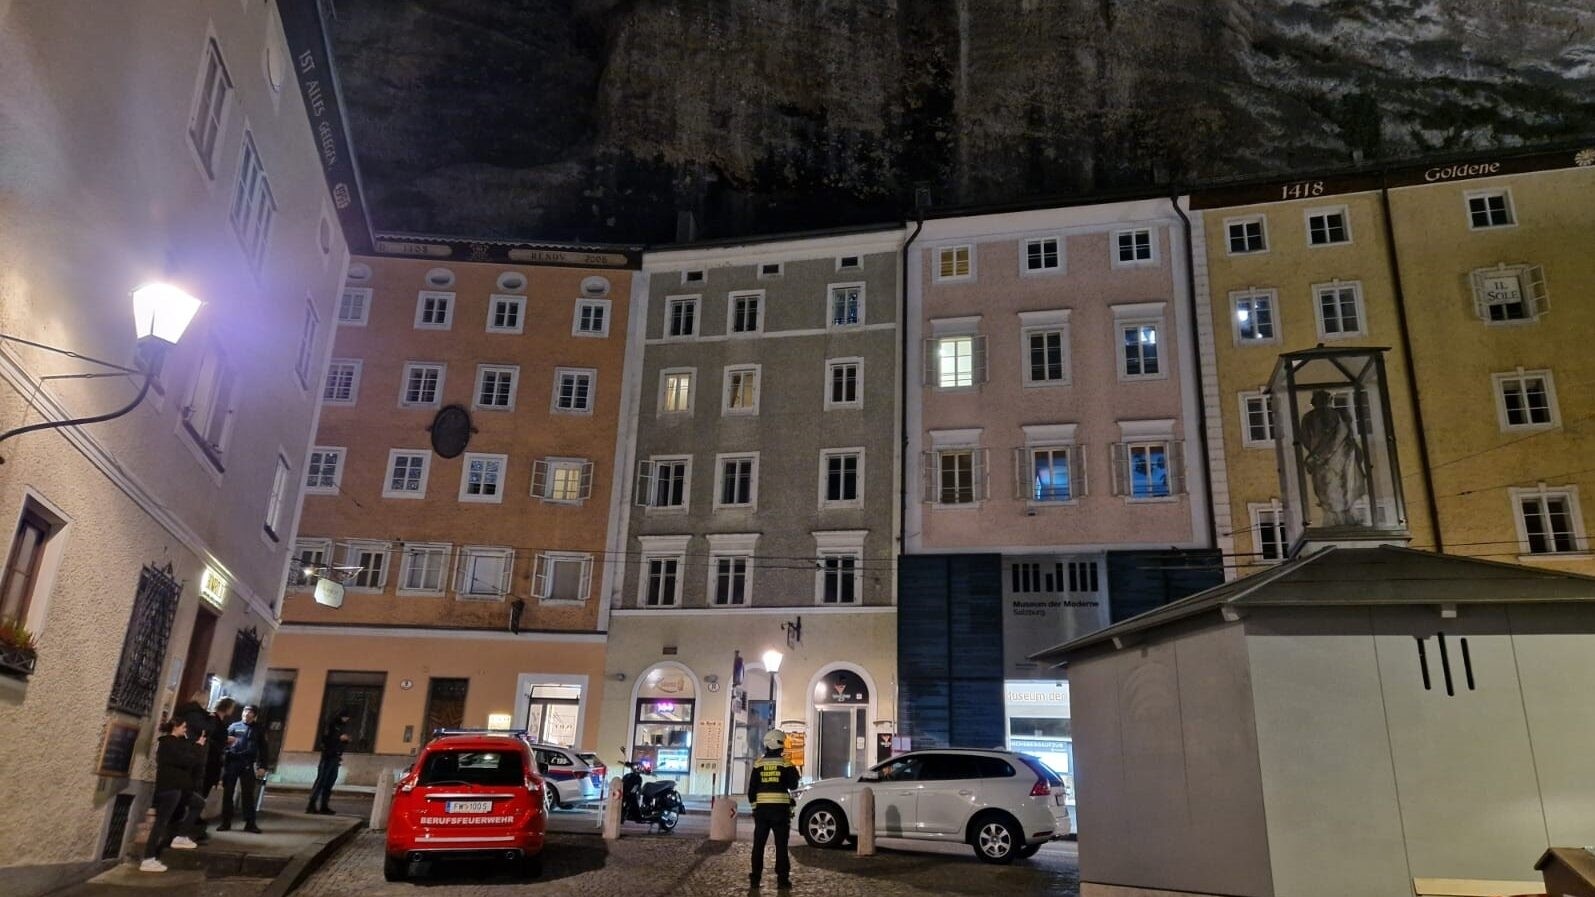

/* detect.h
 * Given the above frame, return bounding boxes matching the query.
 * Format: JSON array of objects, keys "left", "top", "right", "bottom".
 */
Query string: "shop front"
[{"left": 1004, "top": 679, "right": 1074, "bottom": 828}]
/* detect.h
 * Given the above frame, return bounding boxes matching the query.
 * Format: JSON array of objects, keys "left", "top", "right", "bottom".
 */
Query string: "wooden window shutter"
[
  {"left": 634, "top": 460, "right": 654, "bottom": 507},
  {"left": 1013, "top": 447, "right": 1029, "bottom": 500},
  {"left": 973, "top": 335, "right": 989, "bottom": 384},
  {"left": 1169, "top": 441, "right": 1187, "bottom": 495},
  {"left": 1073, "top": 444, "right": 1089, "bottom": 497},
  {"left": 922, "top": 339, "right": 938, "bottom": 386},
  {"left": 1526, "top": 264, "right": 1549, "bottom": 315},
  {"left": 1469, "top": 268, "right": 1491, "bottom": 320},
  {"left": 1110, "top": 442, "right": 1128, "bottom": 496},
  {"left": 578, "top": 557, "right": 593, "bottom": 602},
  {"left": 973, "top": 448, "right": 989, "bottom": 500},
  {"left": 531, "top": 459, "right": 548, "bottom": 499},
  {"left": 921, "top": 451, "right": 938, "bottom": 502},
  {"left": 580, "top": 460, "right": 595, "bottom": 500},
  {"left": 532, "top": 553, "right": 549, "bottom": 599}
]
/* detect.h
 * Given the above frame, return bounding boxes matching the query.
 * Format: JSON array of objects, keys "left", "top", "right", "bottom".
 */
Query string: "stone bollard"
[
  {"left": 369, "top": 768, "right": 396, "bottom": 830},
  {"left": 709, "top": 796, "right": 738, "bottom": 841},
  {"left": 602, "top": 777, "right": 623, "bottom": 840},
  {"left": 855, "top": 786, "right": 876, "bottom": 856}
]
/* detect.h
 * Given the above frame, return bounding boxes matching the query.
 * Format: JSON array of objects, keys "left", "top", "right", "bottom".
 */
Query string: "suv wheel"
[
  {"left": 545, "top": 783, "right": 559, "bottom": 813},
  {"left": 799, "top": 803, "right": 849, "bottom": 849},
  {"left": 970, "top": 813, "right": 1022, "bottom": 864}
]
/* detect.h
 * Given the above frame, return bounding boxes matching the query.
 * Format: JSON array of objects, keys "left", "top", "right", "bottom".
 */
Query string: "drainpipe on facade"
[
  {"left": 1378, "top": 181, "right": 1445, "bottom": 552},
  {"left": 1169, "top": 194, "right": 1219, "bottom": 554},
  {"left": 899, "top": 211, "right": 925, "bottom": 559}
]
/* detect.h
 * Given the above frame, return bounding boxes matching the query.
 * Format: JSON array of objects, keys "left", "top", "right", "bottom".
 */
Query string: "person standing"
[
  {"left": 746, "top": 728, "right": 800, "bottom": 889},
  {"left": 219, "top": 705, "right": 265, "bottom": 832},
  {"left": 141, "top": 718, "right": 203, "bottom": 873},
  {"left": 306, "top": 708, "right": 352, "bottom": 815},
  {"left": 199, "top": 698, "right": 237, "bottom": 823}
]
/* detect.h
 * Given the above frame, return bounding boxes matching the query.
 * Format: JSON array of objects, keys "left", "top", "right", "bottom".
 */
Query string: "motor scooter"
[{"left": 620, "top": 760, "right": 683, "bottom": 832}]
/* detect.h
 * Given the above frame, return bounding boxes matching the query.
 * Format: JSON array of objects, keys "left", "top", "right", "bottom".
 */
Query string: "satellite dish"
[{"left": 314, "top": 578, "right": 345, "bottom": 609}]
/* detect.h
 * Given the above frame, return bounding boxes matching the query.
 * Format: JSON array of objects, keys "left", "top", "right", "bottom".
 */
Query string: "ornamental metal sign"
[{"left": 429, "top": 405, "right": 472, "bottom": 458}]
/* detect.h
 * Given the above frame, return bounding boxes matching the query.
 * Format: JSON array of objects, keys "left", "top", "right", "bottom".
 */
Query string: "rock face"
[{"left": 329, "top": 0, "right": 1595, "bottom": 242}]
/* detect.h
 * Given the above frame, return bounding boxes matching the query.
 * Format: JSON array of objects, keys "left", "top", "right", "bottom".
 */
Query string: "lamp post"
[
  {"left": 762, "top": 648, "right": 783, "bottom": 710},
  {"left": 0, "top": 283, "right": 201, "bottom": 454}
]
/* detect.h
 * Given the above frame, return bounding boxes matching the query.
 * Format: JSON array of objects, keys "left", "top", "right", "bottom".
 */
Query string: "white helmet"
[{"left": 763, "top": 728, "right": 787, "bottom": 751}]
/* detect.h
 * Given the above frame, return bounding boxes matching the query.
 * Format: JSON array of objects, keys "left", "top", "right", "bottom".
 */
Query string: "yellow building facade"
[{"left": 1194, "top": 146, "right": 1595, "bottom": 577}]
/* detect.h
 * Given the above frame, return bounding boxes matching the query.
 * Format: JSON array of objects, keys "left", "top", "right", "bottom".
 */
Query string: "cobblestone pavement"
[{"left": 296, "top": 829, "right": 1080, "bottom": 897}]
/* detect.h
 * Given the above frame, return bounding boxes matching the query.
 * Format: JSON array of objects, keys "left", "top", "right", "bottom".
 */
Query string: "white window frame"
[
  {"left": 534, "top": 551, "right": 594, "bottom": 603},
  {"left": 487, "top": 294, "right": 527, "bottom": 334},
  {"left": 455, "top": 545, "right": 513, "bottom": 600},
  {"left": 1248, "top": 501, "right": 1289, "bottom": 564},
  {"left": 338, "top": 287, "right": 372, "bottom": 326},
  {"left": 1510, "top": 484, "right": 1588, "bottom": 557},
  {"left": 573, "top": 298, "right": 611, "bottom": 337},
  {"left": 533, "top": 457, "right": 594, "bottom": 505},
  {"left": 344, "top": 539, "right": 391, "bottom": 593},
  {"left": 933, "top": 244, "right": 974, "bottom": 282},
  {"left": 552, "top": 367, "right": 597, "bottom": 415},
  {"left": 658, "top": 367, "right": 695, "bottom": 416},
  {"left": 664, "top": 295, "right": 700, "bottom": 340},
  {"left": 186, "top": 33, "right": 234, "bottom": 179},
  {"left": 727, "top": 290, "right": 765, "bottom": 337},
  {"left": 304, "top": 447, "right": 345, "bottom": 494},
  {"left": 1470, "top": 264, "right": 1548, "bottom": 325},
  {"left": 263, "top": 453, "right": 292, "bottom": 541},
  {"left": 812, "top": 530, "right": 867, "bottom": 606},
  {"left": 1492, "top": 369, "right": 1560, "bottom": 432},
  {"left": 637, "top": 535, "right": 691, "bottom": 607},
  {"left": 396, "top": 542, "right": 451, "bottom": 596},
  {"left": 1304, "top": 205, "right": 1352, "bottom": 247},
  {"left": 1231, "top": 289, "right": 1279, "bottom": 345},
  {"left": 1313, "top": 281, "right": 1367, "bottom": 340},
  {"left": 414, "top": 290, "right": 456, "bottom": 330},
  {"left": 382, "top": 449, "right": 431, "bottom": 499},
  {"left": 1112, "top": 419, "right": 1182, "bottom": 503},
  {"left": 824, "top": 357, "right": 864, "bottom": 410},
  {"left": 1465, "top": 189, "right": 1517, "bottom": 230},
  {"left": 182, "top": 345, "right": 239, "bottom": 462},
  {"left": 827, "top": 282, "right": 866, "bottom": 329},
  {"left": 637, "top": 455, "right": 692, "bottom": 512},
  {"left": 926, "top": 317, "right": 986, "bottom": 391},
  {"left": 1019, "top": 309, "right": 1071, "bottom": 387},
  {"left": 1112, "top": 227, "right": 1158, "bottom": 267},
  {"left": 706, "top": 533, "right": 759, "bottom": 607},
  {"left": 458, "top": 452, "right": 508, "bottom": 504},
  {"left": 293, "top": 299, "right": 320, "bottom": 390},
  {"left": 1021, "top": 235, "right": 1064, "bottom": 276},
  {"left": 722, "top": 364, "right": 762, "bottom": 416},
  {"left": 1224, "top": 215, "right": 1269, "bottom": 256},
  {"left": 1239, "top": 391, "right": 1276, "bottom": 447},
  {"left": 398, "top": 362, "right": 445, "bottom": 408},
  {"left": 474, "top": 364, "right": 520, "bottom": 411},
  {"left": 713, "top": 452, "right": 760, "bottom": 511},
  {"left": 1017, "top": 424, "right": 1083, "bottom": 505},
  {"left": 287, "top": 538, "right": 332, "bottom": 590},
  {"left": 229, "top": 128, "right": 276, "bottom": 275},
  {"left": 1114, "top": 302, "right": 1168, "bottom": 381},
  {"left": 819, "top": 447, "right": 866, "bottom": 509}
]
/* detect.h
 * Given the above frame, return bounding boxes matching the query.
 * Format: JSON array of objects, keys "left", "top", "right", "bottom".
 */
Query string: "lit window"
[
  {"left": 829, "top": 285, "right": 863, "bottom": 327},
  {"left": 1029, "top": 446, "right": 1072, "bottom": 502},
  {"left": 287, "top": 539, "right": 329, "bottom": 589},
  {"left": 936, "top": 245, "right": 972, "bottom": 280},
  {"left": 1120, "top": 323, "right": 1160, "bottom": 378},
  {"left": 535, "top": 459, "right": 591, "bottom": 503},
  {"left": 660, "top": 370, "right": 693, "bottom": 414},
  {"left": 936, "top": 336, "right": 975, "bottom": 388},
  {"left": 1120, "top": 442, "right": 1172, "bottom": 499},
  {"left": 1233, "top": 292, "right": 1277, "bottom": 343},
  {"left": 724, "top": 366, "right": 760, "bottom": 415}
]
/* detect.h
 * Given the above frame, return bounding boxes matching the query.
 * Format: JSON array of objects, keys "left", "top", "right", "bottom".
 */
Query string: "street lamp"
[
  {"left": 762, "top": 649, "right": 783, "bottom": 705},
  {"left": 0, "top": 282, "right": 203, "bottom": 453}
]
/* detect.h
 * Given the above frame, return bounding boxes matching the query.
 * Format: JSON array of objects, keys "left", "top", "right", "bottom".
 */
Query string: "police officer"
[{"left": 747, "top": 728, "right": 800, "bottom": 889}]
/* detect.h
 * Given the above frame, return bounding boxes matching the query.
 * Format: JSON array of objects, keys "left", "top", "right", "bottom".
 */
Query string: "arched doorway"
[
  {"left": 630, "top": 663, "right": 697, "bottom": 785},
  {"left": 807, "top": 665, "right": 874, "bottom": 781}
]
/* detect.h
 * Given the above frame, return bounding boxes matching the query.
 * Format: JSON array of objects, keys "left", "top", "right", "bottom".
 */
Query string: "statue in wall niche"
[{"left": 1298, "top": 389, "right": 1368, "bottom": 526}]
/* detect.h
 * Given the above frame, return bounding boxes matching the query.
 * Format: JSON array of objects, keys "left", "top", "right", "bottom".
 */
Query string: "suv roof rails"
[{"left": 432, "top": 727, "right": 529, "bottom": 738}]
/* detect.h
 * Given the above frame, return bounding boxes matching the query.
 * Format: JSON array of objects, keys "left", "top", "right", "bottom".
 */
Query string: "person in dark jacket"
[
  {"left": 200, "top": 697, "right": 237, "bottom": 808},
  {"left": 746, "top": 728, "right": 800, "bottom": 889},
  {"left": 306, "top": 708, "right": 352, "bottom": 815},
  {"left": 142, "top": 718, "right": 204, "bottom": 873},
  {"left": 219, "top": 705, "right": 265, "bottom": 832}
]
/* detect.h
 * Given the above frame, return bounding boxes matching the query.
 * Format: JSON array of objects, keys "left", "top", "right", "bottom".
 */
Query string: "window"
[
  {"left": 813, "top": 532, "right": 866, "bottom": 604},
  {"left": 659, "top": 369, "right": 694, "bottom": 415},
  {"left": 1306, "top": 207, "right": 1351, "bottom": 246},
  {"left": 187, "top": 37, "right": 233, "bottom": 177},
  {"left": 474, "top": 365, "right": 519, "bottom": 410},
  {"left": 184, "top": 346, "right": 238, "bottom": 465},
  {"left": 1, "top": 507, "right": 57, "bottom": 626},
  {"left": 415, "top": 291, "right": 455, "bottom": 330},
  {"left": 397, "top": 543, "right": 449, "bottom": 594},
  {"left": 826, "top": 359, "right": 862, "bottom": 409},
  {"left": 400, "top": 362, "right": 444, "bottom": 407},
  {"left": 488, "top": 295, "right": 526, "bottom": 334},
  {"left": 338, "top": 288, "right": 371, "bottom": 326},
  {"left": 729, "top": 292, "right": 762, "bottom": 335},
  {"left": 229, "top": 132, "right": 276, "bottom": 273},
  {"left": 1494, "top": 370, "right": 1558, "bottom": 430},
  {"left": 1467, "top": 190, "right": 1515, "bottom": 229},
  {"left": 534, "top": 553, "right": 593, "bottom": 602},
  {"left": 1471, "top": 264, "right": 1548, "bottom": 323},
  {"left": 383, "top": 450, "right": 430, "bottom": 499},
  {"left": 1250, "top": 503, "right": 1288, "bottom": 563},
  {"left": 1315, "top": 282, "right": 1365, "bottom": 339},
  {"left": 723, "top": 366, "right": 760, "bottom": 415},
  {"left": 1226, "top": 217, "right": 1267, "bottom": 254},
  {"left": 681, "top": 269, "right": 706, "bottom": 285},
  {"left": 1114, "top": 228, "right": 1155, "bottom": 265},
  {"left": 533, "top": 458, "right": 594, "bottom": 503},
  {"left": 319, "top": 671, "right": 385, "bottom": 753},
  {"left": 821, "top": 449, "right": 863, "bottom": 507},
  {"left": 323, "top": 359, "right": 360, "bottom": 405},
  {"left": 345, "top": 540, "right": 390, "bottom": 591},
  {"left": 1023, "top": 237, "right": 1061, "bottom": 273},
  {"left": 1232, "top": 291, "right": 1277, "bottom": 343},
  {"left": 424, "top": 268, "right": 455, "bottom": 289},
  {"left": 294, "top": 300, "right": 320, "bottom": 389},
  {"left": 1025, "top": 329, "right": 1067, "bottom": 384},
  {"left": 108, "top": 565, "right": 183, "bottom": 716},
  {"left": 665, "top": 296, "right": 698, "bottom": 338},
  {"left": 837, "top": 255, "right": 862, "bottom": 270},
  {"left": 287, "top": 539, "right": 330, "bottom": 589},
  {"left": 1241, "top": 392, "right": 1276, "bottom": 446},
  {"left": 643, "top": 557, "right": 681, "bottom": 607},
  {"left": 1119, "top": 322, "right": 1161, "bottom": 378},
  {"left": 935, "top": 245, "right": 973, "bottom": 281},
  {"left": 932, "top": 450, "right": 984, "bottom": 504},
  {"left": 829, "top": 284, "right": 864, "bottom": 328},
  {"left": 305, "top": 447, "right": 344, "bottom": 494},
  {"left": 574, "top": 299, "right": 610, "bottom": 337},
  {"left": 553, "top": 368, "right": 595, "bottom": 414},
  {"left": 459, "top": 453, "right": 507, "bottom": 503},
  {"left": 758, "top": 262, "right": 783, "bottom": 279},
  {"left": 715, "top": 454, "right": 758, "bottom": 509},
  {"left": 1113, "top": 441, "right": 1184, "bottom": 500},
  {"left": 930, "top": 334, "right": 986, "bottom": 389},
  {"left": 263, "top": 454, "right": 291, "bottom": 540},
  {"left": 1027, "top": 446, "right": 1075, "bottom": 502},
  {"left": 712, "top": 556, "right": 750, "bottom": 606},
  {"left": 456, "top": 547, "right": 513, "bottom": 599},
  {"left": 1514, "top": 486, "right": 1585, "bottom": 555},
  {"left": 636, "top": 458, "right": 690, "bottom": 510}
]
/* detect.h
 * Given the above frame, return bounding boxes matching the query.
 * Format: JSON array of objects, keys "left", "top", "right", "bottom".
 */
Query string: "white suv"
[{"left": 794, "top": 749, "right": 1070, "bottom": 863}]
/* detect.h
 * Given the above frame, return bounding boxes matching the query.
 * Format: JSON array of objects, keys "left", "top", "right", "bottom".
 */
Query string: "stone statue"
[{"left": 1298, "top": 389, "right": 1367, "bottom": 526}]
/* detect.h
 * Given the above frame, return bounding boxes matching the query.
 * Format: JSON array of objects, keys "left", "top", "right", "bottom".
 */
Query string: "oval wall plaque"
[{"left": 430, "top": 405, "right": 472, "bottom": 458}]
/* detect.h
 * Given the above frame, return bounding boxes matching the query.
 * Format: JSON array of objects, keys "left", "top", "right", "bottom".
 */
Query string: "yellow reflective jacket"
[{"left": 747, "top": 754, "right": 799, "bottom": 805}]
